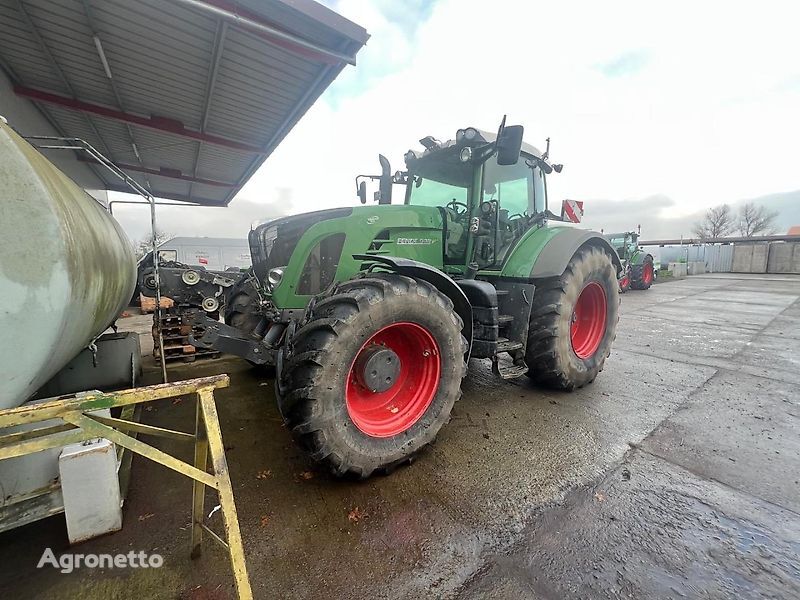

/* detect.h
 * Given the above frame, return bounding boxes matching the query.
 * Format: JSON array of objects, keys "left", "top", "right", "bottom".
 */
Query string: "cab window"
[
  {"left": 482, "top": 154, "right": 546, "bottom": 216},
  {"left": 407, "top": 177, "right": 468, "bottom": 208}
]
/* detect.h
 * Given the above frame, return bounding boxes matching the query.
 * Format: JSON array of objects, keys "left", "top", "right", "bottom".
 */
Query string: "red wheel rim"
[
  {"left": 643, "top": 263, "right": 654, "bottom": 284},
  {"left": 620, "top": 274, "right": 630, "bottom": 290},
  {"left": 346, "top": 322, "right": 440, "bottom": 438},
  {"left": 570, "top": 282, "right": 608, "bottom": 359}
]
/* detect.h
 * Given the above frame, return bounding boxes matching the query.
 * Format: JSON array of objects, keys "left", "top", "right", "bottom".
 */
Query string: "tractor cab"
[
  {"left": 606, "top": 231, "right": 640, "bottom": 263},
  {"left": 402, "top": 128, "right": 550, "bottom": 273},
  {"left": 394, "top": 126, "right": 561, "bottom": 274}
]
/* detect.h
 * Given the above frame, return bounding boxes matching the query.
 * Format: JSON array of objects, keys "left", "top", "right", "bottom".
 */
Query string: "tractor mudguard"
[
  {"left": 629, "top": 249, "right": 653, "bottom": 266},
  {"left": 503, "top": 227, "right": 622, "bottom": 279},
  {"left": 352, "top": 254, "right": 473, "bottom": 357}
]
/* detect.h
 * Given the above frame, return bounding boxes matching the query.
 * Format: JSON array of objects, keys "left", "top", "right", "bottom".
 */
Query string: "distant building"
[
  {"left": 155, "top": 237, "right": 251, "bottom": 271},
  {"left": 788, "top": 226, "right": 800, "bottom": 235}
]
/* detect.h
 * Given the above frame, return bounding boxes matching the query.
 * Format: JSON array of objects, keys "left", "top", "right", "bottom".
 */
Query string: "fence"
[{"left": 643, "top": 241, "right": 800, "bottom": 274}]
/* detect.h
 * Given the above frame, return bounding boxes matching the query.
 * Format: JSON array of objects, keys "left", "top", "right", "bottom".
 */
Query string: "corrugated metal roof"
[{"left": 0, "top": 0, "right": 367, "bottom": 206}]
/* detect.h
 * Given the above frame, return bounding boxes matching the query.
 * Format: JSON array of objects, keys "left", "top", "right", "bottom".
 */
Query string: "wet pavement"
[{"left": 1, "top": 273, "right": 798, "bottom": 599}]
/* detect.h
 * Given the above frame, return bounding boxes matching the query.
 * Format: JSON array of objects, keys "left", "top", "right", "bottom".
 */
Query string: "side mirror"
[
  {"left": 357, "top": 181, "right": 367, "bottom": 204},
  {"left": 377, "top": 154, "right": 392, "bottom": 204},
  {"left": 496, "top": 125, "right": 524, "bottom": 166}
]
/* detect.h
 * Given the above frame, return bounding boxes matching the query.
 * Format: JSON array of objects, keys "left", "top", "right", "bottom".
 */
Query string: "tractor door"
[{"left": 476, "top": 154, "right": 547, "bottom": 269}]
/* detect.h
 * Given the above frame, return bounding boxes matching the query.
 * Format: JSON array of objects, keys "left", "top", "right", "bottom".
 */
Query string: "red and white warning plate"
[{"left": 561, "top": 199, "right": 584, "bottom": 223}]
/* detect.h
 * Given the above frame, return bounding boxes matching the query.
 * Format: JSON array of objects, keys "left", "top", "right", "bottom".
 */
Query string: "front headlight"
[
  {"left": 267, "top": 266, "right": 285, "bottom": 288},
  {"left": 459, "top": 146, "right": 473, "bottom": 162}
]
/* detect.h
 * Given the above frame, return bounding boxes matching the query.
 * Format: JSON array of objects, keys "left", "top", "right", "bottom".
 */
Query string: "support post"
[
  {"left": 191, "top": 393, "right": 209, "bottom": 559},
  {"left": 199, "top": 389, "right": 252, "bottom": 600}
]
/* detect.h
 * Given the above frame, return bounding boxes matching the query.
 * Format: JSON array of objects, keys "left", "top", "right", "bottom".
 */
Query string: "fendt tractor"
[
  {"left": 144, "top": 120, "right": 622, "bottom": 477},
  {"left": 605, "top": 229, "right": 656, "bottom": 292}
]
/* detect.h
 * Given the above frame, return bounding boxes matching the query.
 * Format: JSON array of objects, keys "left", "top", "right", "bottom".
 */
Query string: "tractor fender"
[
  {"left": 529, "top": 228, "right": 623, "bottom": 278},
  {"left": 352, "top": 254, "right": 473, "bottom": 357},
  {"left": 629, "top": 250, "right": 653, "bottom": 266}
]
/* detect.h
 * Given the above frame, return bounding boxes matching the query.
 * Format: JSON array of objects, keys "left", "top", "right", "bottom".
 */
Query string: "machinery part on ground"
[
  {"left": 182, "top": 270, "right": 201, "bottom": 285},
  {"left": 525, "top": 246, "right": 619, "bottom": 391},
  {"left": 630, "top": 255, "right": 655, "bottom": 290},
  {"left": 619, "top": 266, "right": 632, "bottom": 293},
  {"left": 276, "top": 274, "right": 467, "bottom": 478},
  {"left": 201, "top": 296, "right": 220, "bottom": 312},
  {"left": 139, "top": 262, "right": 242, "bottom": 313},
  {"left": 0, "top": 121, "right": 136, "bottom": 408}
]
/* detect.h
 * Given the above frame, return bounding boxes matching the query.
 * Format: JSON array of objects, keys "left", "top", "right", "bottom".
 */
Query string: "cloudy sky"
[{"left": 114, "top": 0, "right": 800, "bottom": 242}]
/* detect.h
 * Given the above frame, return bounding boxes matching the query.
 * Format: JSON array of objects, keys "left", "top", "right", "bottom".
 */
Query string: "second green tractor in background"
[{"left": 605, "top": 230, "right": 656, "bottom": 292}]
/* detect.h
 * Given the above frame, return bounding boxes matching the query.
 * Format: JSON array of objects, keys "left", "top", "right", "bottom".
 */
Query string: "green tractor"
[
  {"left": 605, "top": 230, "right": 655, "bottom": 292},
  {"left": 156, "top": 120, "right": 622, "bottom": 477}
]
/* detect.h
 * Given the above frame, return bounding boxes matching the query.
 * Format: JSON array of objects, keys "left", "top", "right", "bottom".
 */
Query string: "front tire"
[
  {"left": 224, "top": 273, "right": 263, "bottom": 334},
  {"left": 526, "top": 246, "right": 619, "bottom": 391},
  {"left": 276, "top": 273, "right": 468, "bottom": 478},
  {"left": 619, "top": 266, "right": 631, "bottom": 293}
]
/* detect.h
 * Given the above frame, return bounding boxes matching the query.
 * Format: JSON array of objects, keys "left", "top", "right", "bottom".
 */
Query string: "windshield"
[
  {"left": 407, "top": 177, "right": 469, "bottom": 208},
  {"left": 405, "top": 152, "right": 473, "bottom": 262},
  {"left": 608, "top": 234, "right": 636, "bottom": 257},
  {"left": 482, "top": 153, "right": 545, "bottom": 216},
  {"left": 406, "top": 148, "right": 472, "bottom": 209}
]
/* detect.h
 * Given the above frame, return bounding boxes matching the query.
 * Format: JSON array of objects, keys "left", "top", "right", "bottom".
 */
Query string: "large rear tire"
[
  {"left": 276, "top": 273, "right": 468, "bottom": 478},
  {"left": 526, "top": 246, "right": 619, "bottom": 391},
  {"left": 630, "top": 256, "right": 655, "bottom": 290}
]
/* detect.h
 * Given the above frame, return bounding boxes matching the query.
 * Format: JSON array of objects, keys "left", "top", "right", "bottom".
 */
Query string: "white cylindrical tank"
[{"left": 0, "top": 120, "right": 136, "bottom": 408}]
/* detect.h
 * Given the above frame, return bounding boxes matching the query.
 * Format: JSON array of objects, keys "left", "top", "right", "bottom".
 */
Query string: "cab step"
[
  {"left": 498, "top": 314, "right": 514, "bottom": 326},
  {"left": 493, "top": 362, "right": 528, "bottom": 380},
  {"left": 497, "top": 337, "right": 523, "bottom": 353}
]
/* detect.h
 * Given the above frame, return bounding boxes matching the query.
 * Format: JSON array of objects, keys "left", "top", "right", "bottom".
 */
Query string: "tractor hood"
[
  {"left": 249, "top": 208, "right": 354, "bottom": 283},
  {"left": 249, "top": 205, "right": 446, "bottom": 305}
]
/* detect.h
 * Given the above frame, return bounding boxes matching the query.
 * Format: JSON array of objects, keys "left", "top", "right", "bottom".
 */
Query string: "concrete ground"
[{"left": 0, "top": 273, "right": 798, "bottom": 599}]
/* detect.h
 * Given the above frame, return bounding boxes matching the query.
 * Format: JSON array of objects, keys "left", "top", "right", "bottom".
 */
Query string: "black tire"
[
  {"left": 525, "top": 246, "right": 619, "bottom": 391},
  {"left": 619, "top": 265, "right": 631, "bottom": 294},
  {"left": 630, "top": 255, "right": 654, "bottom": 290},
  {"left": 276, "top": 273, "right": 468, "bottom": 478},
  {"left": 224, "top": 274, "right": 274, "bottom": 371},
  {"left": 224, "top": 276, "right": 262, "bottom": 335}
]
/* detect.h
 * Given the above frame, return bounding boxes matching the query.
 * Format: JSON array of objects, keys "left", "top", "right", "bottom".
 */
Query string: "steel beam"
[
  {"left": 191, "top": 19, "right": 228, "bottom": 200},
  {"left": 14, "top": 86, "right": 264, "bottom": 154},
  {"left": 77, "top": 155, "right": 235, "bottom": 187},
  {"left": 105, "top": 184, "right": 229, "bottom": 206},
  {"left": 170, "top": 0, "right": 357, "bottom": 65}
]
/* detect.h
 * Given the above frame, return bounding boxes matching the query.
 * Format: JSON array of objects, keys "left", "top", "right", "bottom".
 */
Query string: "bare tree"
[
  {"left": 738, "top": 202, "right": 778, "bottom": 237},
  {"left": 134, "top": 229, "right": 173, "bottom": 259},
  {"left": 692, "top": 204, "right": 736, "bottom": 239}
]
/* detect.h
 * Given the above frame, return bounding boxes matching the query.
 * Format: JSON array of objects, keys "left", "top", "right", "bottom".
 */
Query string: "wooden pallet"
[{"left": 152, "top": 307, "right": 219, "bottom": 363}]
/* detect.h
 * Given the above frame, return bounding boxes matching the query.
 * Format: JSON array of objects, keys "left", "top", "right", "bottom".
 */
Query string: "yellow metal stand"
[{"left": 0, "top": 375, "right": 252, "bottom": 600}]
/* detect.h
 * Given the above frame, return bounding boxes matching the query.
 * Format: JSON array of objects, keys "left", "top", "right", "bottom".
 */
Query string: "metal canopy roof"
[{"left": 0, "top": 0, "right": 367, "bottom": 205}]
